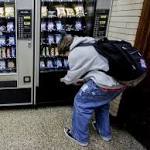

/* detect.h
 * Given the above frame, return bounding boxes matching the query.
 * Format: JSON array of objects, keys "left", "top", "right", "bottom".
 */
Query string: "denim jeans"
[{"left": 71, "top": 79, "right": 124, "bottom": 144}]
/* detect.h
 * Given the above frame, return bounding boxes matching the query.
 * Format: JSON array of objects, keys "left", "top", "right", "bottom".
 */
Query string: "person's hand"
[
  {"left": 60, "top": 78, "right": 65, "bottom": 83},
  {"left": 74, "top": 79, "right": 84, "bottom": 86}
]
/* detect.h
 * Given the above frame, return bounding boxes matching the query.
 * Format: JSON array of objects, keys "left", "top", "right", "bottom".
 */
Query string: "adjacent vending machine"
[
  {"left": 35, "top": 0, "right": 97, "bottom": 105},
  {"left": 0, "top": 0, "right": 34, "bottom": 106}
]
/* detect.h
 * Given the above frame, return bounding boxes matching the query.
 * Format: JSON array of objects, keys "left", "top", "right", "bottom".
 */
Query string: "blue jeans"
[{"left": 71, "top": 80, "right": 124, "bottom": 144}]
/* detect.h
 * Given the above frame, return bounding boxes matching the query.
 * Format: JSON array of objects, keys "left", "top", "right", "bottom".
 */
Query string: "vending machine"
[
  {"left": 0, "top": 0, "right": 34, "bottom": 106},
  {"left": 34, "top": 0, "right": 97, "bottom": 105}
]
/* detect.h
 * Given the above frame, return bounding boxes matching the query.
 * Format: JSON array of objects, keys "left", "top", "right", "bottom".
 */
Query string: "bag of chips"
[
  {"left": 7, "top": 22, "right": 14, "bottom": 32},
  {"left": 0, "top": 60, "right": 6, "bottom": 71},
  {"left": 41, "top": 6, "right": 48, "bottom": 17},
  {"left": 48, "top": 10, "right": 57, "bottom": 18},
  {"left": 55, "top": 34, "right": 62, "bottom": 44},
  {"left": 48, "top": 21, "right": 55, "bottom": 31},
  {"left": 56, "top": 6, "right": 66, "bottom": 18},
  {"left": 75, "top": 21, "right": 82, "bottom": 31},
  {"left": 74, "top": 5, "right": 85, "bottom": 17},
  {"left": 0, "top": 7, "right": 4, "bottom": 17},
  {"left": 40, "top": 60, "right": 45, "bottom": 68},
  {"left": 48, "top": 35, "right": 55, "bottom": 45},
  {"left": 41, "top": 22, "right": 47, "bottom": 31},
  {"left": 0, "top": 36, "right": 6, "bottom": 46},
  {"left": 5, "top": 5, "right": 14, "bottom": 17},
  {"left": 56, "top": 21, "right": 64, "bottom": 31},
  {"left": 65, "top": 7, "right": 75, "bottom": 17}
]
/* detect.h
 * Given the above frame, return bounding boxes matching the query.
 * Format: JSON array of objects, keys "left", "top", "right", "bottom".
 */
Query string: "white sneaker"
[
  {"left": 64, "top": 127, "right": 88, "bottom": 147},
  {"left": 92, "top": 121, "right": 97, "bottom": 130},
  {"left": 92, "top": 121, "right": 112, "bottom": 142},
  {"left": 101, "top": 136, "right": 112, "bottom": 142}
]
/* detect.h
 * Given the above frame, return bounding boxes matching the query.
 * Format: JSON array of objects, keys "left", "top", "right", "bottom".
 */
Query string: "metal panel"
[
  {"left": 16, "top": 0, "right": 34, "bottom": 89},
  {"left": 34, "top": 0, "right": 40, "bottom": 104},
  {"left": 34, "top": 0, "right": 40, "bottom": 88},
  {"left": 96, "top": 0, "right": 112, "bottom": 9},
  {"left": 0, "top": 88, "right": 31, "bottom": 105}
]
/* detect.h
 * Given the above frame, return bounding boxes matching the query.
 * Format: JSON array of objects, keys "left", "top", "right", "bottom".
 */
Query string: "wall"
[
  {"left": 107, "top": 0, "right": 144, "bottom": 116},
  {"left": 107, "top": 0, "right": 144, "bottom": 45}
]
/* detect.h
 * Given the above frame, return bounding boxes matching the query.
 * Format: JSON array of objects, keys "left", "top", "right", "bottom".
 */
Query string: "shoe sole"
[
  {"left": 64, "top": 127, "right": 88, "bottom": 147},
  {"left": 91, "top": 122, "right": 112, "bottom": 142}
]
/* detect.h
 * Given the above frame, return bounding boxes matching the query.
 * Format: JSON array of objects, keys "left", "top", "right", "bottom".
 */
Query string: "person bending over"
[{"left": 59, "top": 35, "right": 125, "bottom": 146}]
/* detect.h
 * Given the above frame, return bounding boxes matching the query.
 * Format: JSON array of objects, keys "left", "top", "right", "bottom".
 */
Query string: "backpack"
[{"left": 76, "top": 38, "right": 147, "bottom": 82}]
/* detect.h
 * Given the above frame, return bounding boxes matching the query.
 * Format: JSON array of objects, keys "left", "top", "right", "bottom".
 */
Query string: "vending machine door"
[
  {"left": 35, "top": 0, "right": 96, "bottom": 105},
  {"left": 0, "top": 0, "right": 34, "bottom": 106}
]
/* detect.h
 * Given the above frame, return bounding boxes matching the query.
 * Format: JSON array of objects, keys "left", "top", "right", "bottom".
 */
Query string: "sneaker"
[
  {"left": 92, "top": 121, "right": 112, "bottom": 142},
  {"left": 64, "top": 127, "right": 88, "bottom": 147},
  {"left": 101, "top": 136, "right": 112, "bottom": 142},
  {"left": 92, "top": 121, "right": 97, "bottom": 130}
]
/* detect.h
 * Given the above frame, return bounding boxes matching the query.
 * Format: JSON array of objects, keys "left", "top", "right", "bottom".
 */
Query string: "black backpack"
[{"left": 76, "top": 38, "right": 147, "bottom": 81}]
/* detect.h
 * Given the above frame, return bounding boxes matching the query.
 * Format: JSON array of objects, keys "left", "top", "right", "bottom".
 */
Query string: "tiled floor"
[{"left": 0, "top": 106, "right": 146, "bottom": 150}]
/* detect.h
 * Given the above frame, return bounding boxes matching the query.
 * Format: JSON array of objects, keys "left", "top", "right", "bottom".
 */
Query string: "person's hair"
[{"left": 58, "top": 35, "right": 73, "bottom": 55}]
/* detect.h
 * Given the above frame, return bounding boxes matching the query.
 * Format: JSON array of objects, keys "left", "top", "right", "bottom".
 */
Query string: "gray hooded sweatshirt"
[{"left": 61, "top": 36, "right": 123, "bottom": 89}]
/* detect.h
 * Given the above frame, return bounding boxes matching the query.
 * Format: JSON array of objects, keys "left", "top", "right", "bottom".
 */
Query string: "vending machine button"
[{"left": 23, "top": 76, "right": 31, "bottom": 83}]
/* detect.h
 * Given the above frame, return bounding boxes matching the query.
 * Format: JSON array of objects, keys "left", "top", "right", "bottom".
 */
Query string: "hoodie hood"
[{"left": 70, "top": 36, "right": 96, "bottom": 51}]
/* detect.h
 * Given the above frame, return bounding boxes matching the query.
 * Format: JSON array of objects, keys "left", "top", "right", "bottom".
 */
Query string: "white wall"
[
  {"left": 107, "top": 0, "right": 144, "bottom": 45},
  {"left": 107, "top": 0, "right": 144, "bottom": 116}
]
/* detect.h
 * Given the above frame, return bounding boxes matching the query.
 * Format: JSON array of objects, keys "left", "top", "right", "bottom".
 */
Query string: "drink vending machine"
[
  {"left": 0, "top": 0, "right": 34, "bottom": 106},
  {"left": 34, "top": 0, "right": 97, "bottom": 105}
]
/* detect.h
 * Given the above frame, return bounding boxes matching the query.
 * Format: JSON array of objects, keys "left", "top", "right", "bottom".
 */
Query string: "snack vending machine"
[
  {"left": 0, "top": 0, "right": 34, "bottom": 106},
  {"left": 35, "top": 0, "right": 96, "bottom": 105}
]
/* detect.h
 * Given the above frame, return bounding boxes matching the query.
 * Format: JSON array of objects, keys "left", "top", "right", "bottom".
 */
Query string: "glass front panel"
[
  {"left": 40, "top": 0, "right": 95, "bottom": 73},
  {"left": 0, "top": 0, "right": 16, "bottom": 73}
]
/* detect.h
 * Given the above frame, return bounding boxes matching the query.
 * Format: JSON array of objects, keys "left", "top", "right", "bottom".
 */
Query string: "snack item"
[
  {"left": 0, "top": 37, "right": 5, "bottom": 46},
  {"left": 6, "top": 48, "right": 11, "bottom": 58},
  {"left": 65, "top": 7, "right": 75, "bottom": 17},
  {"left": 56, "top": 21, "right": 64, "bottom": 31},
  {"left": 66, "top": 24, "right": 74, "bottom": 31},
  {"left": 55, "top": 47, "right": 59, "bottom": 56},
  {"left": 46, "top": 47, "right": 50, "bottom": 57},
  {"left": 0, "top": 25, "right": 6, "bottom": 32},
  {"left": 56, "top": 58, "right": 62, "bottom": 68},
  {"left": 1, "top": 47, "right": 6, "bottom": 58},
  {"left": 74, "top": 5, "right": 85, "bottom": 17},
  {"left": 5, "top": 5, "right": 15, "bottom": 17},
  {"left": 41, "top": 38, "right": 45, "bottom": 44},
  {"left": 50, "top": 47, "right": 55, "bottom": 56},
  {"left": 8, "top": 36, "right": 15, "bottom": 45},
  {"left": 63, "top": 58, "right": 69, "bottom": 69},
  {"left": 0, "top": 48, "right": 2, "bottom": 58},
  {"left": 75, "top": 21, "right": 82, "bottom": 31},
  {"left": 47, "top": 59, "right": 54, "bottom": 69},
  {"left": 41, "top": 22, "right": 47, "bottom": 31},
  {"left": 48, "top": 10, "right": 57, "bottom": 18},
  {"left": 56, "top": 6, "right": 66, "bottom": 18},
  {"left": 7, "top": 22, "right": 14, "bottom": 32},
  {"left": 48, "top": 35, "right": 54, "bottom": 45},
  {"left": 47, "top": 21, "right": 55, "bottom": 31},
  {"left": 40, "top": 60, "right": 45, "bottom": 68},
  {"left": 55, "top": 34, "right": 62, "bottom": 44},
  {"left": 41, "top": 47, "right": 46, "bottom": 57},
  {"left": 41, "top": 6, "right": 48, "bottom": 17},
  {"left": 0, "top": 60, "right": 6, "bottom": 70},
  {"left": 8, "top": 60, "right": 15, "bottom": 69},
  {"left": 0, "top": 7, "right": 4, "bottom": 17},
  {"left": 11, "top": 47, "right": 16, "bottom": 58}
]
